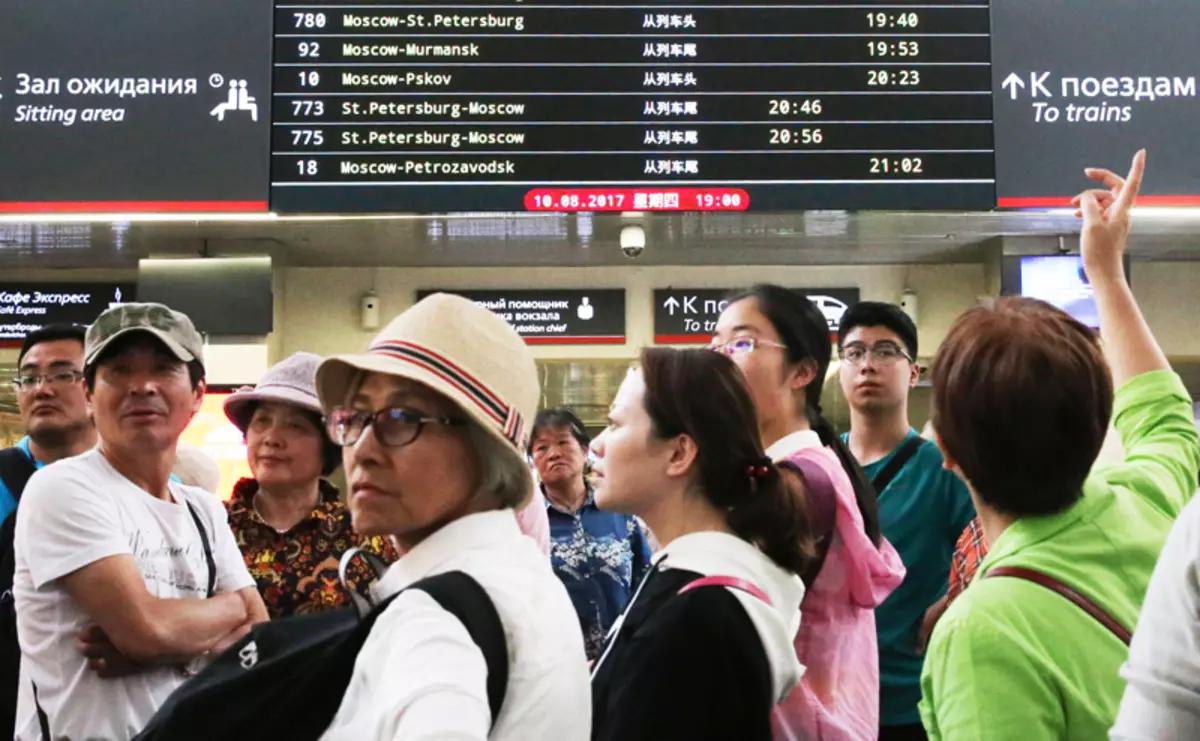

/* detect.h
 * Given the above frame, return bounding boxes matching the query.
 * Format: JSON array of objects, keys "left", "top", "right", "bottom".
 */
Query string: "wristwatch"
[{"left": 179, "top": 652, "right": 210, "bottom": 678}]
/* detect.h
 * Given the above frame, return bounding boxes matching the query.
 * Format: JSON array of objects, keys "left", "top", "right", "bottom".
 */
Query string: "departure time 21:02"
[{"left": 869, "top": 157, "right": 924, "bottom": 175}]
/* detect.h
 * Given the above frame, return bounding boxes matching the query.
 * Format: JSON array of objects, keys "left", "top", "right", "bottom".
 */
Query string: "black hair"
[
  {"left": 83, "top": 333, "right": 205, "bottom": 392},
  {"left": 726, "top": 284, "right": 882, "bottom": 546},
  {"left": 18, "top": 324, "right": 86, "bottom": 366},
  {"left": 308, "top": 409, "right": 345, "bottom": 478},
  {"left": 837, "top": 301, "right": 919, "bottom": 359},
  {"left": 528, "top": 407, "right": 591, "bottom": 454},
  {"left": 641, "top": 347, "right": 816, "bottom": 575}
]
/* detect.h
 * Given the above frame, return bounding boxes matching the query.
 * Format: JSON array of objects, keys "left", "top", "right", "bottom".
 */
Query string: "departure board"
[{"left": 269, "top": 0, "right": 996, "bottom": 213}]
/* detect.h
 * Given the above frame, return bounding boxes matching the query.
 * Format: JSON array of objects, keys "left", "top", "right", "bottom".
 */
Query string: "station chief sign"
[
  {"left": 418, "top": 289, "right": 625, "bottom": 345},
  {"left": 0, "top": 282, "right": 135, "bottom": 340},
  {"left": 653, "top": 287, "right": 860, "bottom": 344}
]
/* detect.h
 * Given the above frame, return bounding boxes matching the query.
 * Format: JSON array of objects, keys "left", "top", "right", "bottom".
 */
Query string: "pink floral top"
[{"left": 767, "top": 431, "right": 907, "bottom": 740}]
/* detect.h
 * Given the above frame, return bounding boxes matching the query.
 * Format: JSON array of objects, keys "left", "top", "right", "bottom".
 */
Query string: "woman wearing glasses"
[
  {"left": 315, "top": 293, "right": 590, "bottom": 740},
  {"left": 713, "top": 286, "right": 905, "bottom": 741},
  {"left": 222, "top": 352, "right": 398, "bottom": 619}
]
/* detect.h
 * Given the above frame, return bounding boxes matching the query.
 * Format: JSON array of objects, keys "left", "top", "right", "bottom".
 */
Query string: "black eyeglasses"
[{"left": 325, "top": 407, "right": 468, "bottom": 448}]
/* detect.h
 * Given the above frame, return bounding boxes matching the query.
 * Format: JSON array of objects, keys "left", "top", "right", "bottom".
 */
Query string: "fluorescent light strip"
[
  {"left": 1, "top": 206, "right": 1198, "bottom": 224},
  {"left": 0, "top": 211, "right": 560, "bottom": 224}
]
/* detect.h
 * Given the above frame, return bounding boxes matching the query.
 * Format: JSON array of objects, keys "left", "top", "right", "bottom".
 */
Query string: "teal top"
[{"left": 858, "top": 431, "right": 976, "bottom": 725}]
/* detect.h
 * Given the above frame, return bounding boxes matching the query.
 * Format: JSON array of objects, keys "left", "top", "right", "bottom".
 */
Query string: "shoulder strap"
[
  {"left": 408, "top": 571, "right": 509, "bottom": 729},
  {"left": 678, "top": 575, "right": 773, "bottom": 606},
  {"left": 871, "top": 435, "right": 926, "bottom": 494},
  {"left": 778, "top": 454, "right": 838, "bottom": 588},
  {"left": 0, "top": 448, "right": 37, "bottom": 504},
  {"left": 32, "top": 680, "right": 50, "bottom": 741},
  {"left": 185, "top": 502, "right": 217, "bottom": 599},
  {"left": 985, "top": 566, "right": 1131, "bottom": 645}
]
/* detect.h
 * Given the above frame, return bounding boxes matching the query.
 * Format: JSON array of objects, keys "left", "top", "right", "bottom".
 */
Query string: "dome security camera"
[{"left": 619, "top": 225, "right": 646, "bottom": 259}]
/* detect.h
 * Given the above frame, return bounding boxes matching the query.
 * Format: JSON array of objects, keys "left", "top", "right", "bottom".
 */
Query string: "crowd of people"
[{"left": 0, "top": 150, "right": 1197, "bottom": 740}]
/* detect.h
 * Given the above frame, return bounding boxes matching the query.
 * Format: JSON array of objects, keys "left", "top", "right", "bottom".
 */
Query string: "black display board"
[
  {"left": 417, "top": 289, "right": 625, "bottom": 343},
  {"left": 991, "top": 0, "right": 1200, "bottom": 207},
  {"left": 270, "top": 0, "right": 996, "bottom": 213},
  {"left": 654, "top": 287, "right": 860, "bottom": 343},
  {"left": 0, "top": 0, "right": 273, "bottom": 213},
  {"left": 0, "top": 283, "right": 135, "bottom": 340}
]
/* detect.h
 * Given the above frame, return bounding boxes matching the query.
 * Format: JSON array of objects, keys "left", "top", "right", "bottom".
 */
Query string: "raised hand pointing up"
[{"left": 1071, "top": 149, "right": 1146, "bottom": 284}]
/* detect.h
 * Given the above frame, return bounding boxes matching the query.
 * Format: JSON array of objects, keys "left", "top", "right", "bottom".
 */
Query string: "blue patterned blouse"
[{"left": 546, "top": 486, "right": 653, "bottom": 660}]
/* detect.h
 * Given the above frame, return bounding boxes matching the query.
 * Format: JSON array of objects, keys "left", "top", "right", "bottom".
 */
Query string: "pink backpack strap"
[
  {"left": 678, "top": 575, "right": 773, "bottom": 607},
  {"left": 778, "top": 451, "right": 839, "bottom": 588}
]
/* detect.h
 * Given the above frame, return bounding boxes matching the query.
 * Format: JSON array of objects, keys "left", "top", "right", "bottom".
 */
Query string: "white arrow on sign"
[
  {"left": 663, "top": 296, "right": 680, "bottom": 315},
  {"left": 1001, "top": 72, "right": 1025, "bottom": 100}
]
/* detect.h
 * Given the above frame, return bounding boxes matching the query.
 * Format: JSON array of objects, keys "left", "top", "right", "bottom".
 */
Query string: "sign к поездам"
[
  {"left": 991, "top": 0, "right": 1200, "bottom": 207},
  {"left": 653, "top": 288, "right": 860, "bottom": 343},
  {"left": 418, "top": 289, "right": 625, "bottom": 344},
  {"left": 0, "top": 283, "right": 135, "bottom": 340}
]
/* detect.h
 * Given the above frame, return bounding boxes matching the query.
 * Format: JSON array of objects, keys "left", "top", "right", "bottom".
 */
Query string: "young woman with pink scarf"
[{"left": 714, "top": 285, "right": 906, "bottom": 740}]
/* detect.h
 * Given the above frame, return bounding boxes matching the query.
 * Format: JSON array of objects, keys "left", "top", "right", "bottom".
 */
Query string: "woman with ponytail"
[
  {"left": 589, "top": 348, "right": 816, "bottom": 741},
  {"left": 715, "top": 284, "right": 906, "bottom": 741}
]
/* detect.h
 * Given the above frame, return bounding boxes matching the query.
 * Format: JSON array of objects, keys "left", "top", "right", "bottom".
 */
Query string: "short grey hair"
[{"left": 466, "top": 421, "right": 530, "bottom": 509}]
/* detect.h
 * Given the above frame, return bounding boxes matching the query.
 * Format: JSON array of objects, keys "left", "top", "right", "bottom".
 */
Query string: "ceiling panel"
[{"left": 0, "top": 210, "right": 1198, "bottom": 269}]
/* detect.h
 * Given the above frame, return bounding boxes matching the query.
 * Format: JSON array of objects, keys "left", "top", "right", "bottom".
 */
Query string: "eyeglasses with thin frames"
[
  {"left": 707, "top": 337, "right": 787, "bottom": 357},
  {"left": 325, "top": 406, "right": 468, "bottom": 448},
  {"left": 838, "top": 342, "right": 913, "bottom": 367},
  {"left": 11, "top": 370, "right": 84, "bottom": 392}
]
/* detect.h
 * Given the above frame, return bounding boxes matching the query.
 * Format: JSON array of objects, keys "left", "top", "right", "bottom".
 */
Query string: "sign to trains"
[
  {"left": 654, "top": 288, "right": 860, "bottom": 343},
  {"left": 991, "top": 0, "right": 1200, "bottom": 207}
]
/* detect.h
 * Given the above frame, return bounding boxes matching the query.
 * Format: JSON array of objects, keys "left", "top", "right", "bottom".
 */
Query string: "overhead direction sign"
[
  {"left": 418, "top": 289, "right": 625, "bottom": 345},
  {"left": 653, "top": 287, "right": 860, "bottom": 344}
]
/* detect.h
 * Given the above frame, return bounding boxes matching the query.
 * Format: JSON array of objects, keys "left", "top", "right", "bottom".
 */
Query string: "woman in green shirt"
[{"left": 918, "top": 150, "right": 1200, "bottom": 740}]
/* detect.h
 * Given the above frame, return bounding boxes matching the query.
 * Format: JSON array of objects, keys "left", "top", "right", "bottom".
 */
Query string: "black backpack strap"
[
  {"left": 407, "top": 571, "right": 509, "bottom": 728},
  {"left": 32, "top": 681, "right": 50, "bottom": 741},
  {"left": 0, "top": 448, "right": 37, "bottom": 506},
  {"left": 0, "top": 449, "right": 36, "bottom": 741},
  {"left": 871, "top": 435, "right": 926, "bottom": 495},
  {"left": 185, "top": 502, "right": 217, "bottom": 598}
]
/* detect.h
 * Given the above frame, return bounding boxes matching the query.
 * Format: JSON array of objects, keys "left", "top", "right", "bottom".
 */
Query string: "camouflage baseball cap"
[{"left": 85, "top": 302, "right": 205, "bottom": 370}]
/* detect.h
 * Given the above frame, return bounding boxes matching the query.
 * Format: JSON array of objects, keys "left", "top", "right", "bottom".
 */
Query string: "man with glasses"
[
  {"left": 837, "top": 302, "right": 976, "bottom": 741},
  {"left": 12, "top": 304, "right": 265, "bottom": 741},
  {"left": 2, "top": 325, "right": 97, "bottom": 516}
]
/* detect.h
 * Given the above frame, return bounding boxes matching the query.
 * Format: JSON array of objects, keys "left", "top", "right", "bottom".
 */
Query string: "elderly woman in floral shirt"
[{"left": 223, "top": 352, "right": 397, "bottom": 618}]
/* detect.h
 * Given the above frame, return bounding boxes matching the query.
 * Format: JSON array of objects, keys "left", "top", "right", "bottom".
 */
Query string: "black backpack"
[
  {"left": 0, "top": 448, "right": 38, "bottom": 739},
  {"left": 134, "top": 561, "right": 509, "bottom": 741}
]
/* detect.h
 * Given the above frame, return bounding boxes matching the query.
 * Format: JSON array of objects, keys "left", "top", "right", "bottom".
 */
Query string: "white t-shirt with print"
[{"left": 12, "top": 448, "right": 255, "bottom": 741}]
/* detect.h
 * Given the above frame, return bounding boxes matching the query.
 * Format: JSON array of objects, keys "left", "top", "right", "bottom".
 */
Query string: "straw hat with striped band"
[{"left": 315, "top": 292, "right": 539, "bottom": 508}]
